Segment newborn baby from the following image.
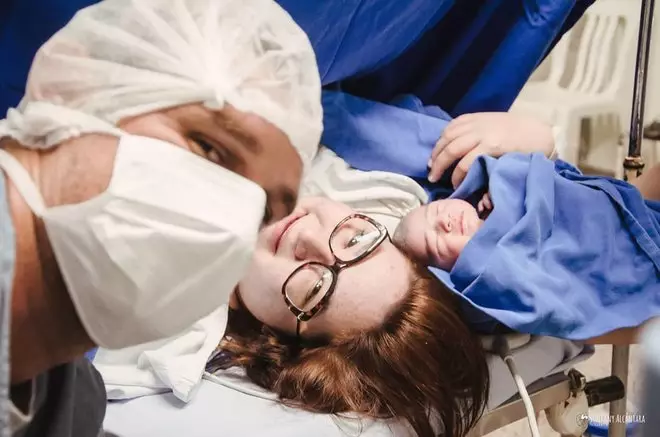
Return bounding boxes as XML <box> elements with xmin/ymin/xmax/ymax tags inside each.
<box><xmin>397</xmin><ymin>110</ymin><xmax>560</xmax><ymax>268</ymax></box>
<box><xmin>393</xmin><ymin>194</ymin><xmax>492</xmax><ymax>270</ymax></box>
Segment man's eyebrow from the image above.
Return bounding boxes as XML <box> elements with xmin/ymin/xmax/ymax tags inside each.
<box><xmin>213</xmin><ymin>112</ymin><xmax>262</xmax><ymax>154</ymax></box>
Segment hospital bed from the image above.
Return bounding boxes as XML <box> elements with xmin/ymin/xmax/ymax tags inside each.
<box><xmin>103</xmin><ymin>336</ymin><xmax>598</xmax><ymax>437</ymax></box>
<box><xmin>478</xmin><ymin>0</ymin><xmax>656</xmax><ymax>434</ymax></box>
<box><xmin>479</xmin><ymin>0</ymin><xmax>657</xmax><ymax>435</ymax></box>
<box><xmin>103</xmin><ymin>0</ymin><xmax>654</xmax><ymax>434</ymax></box>
<box><xmin>100</xmin><ymin>334</ymin><xmax>628</xmax><ymax>437</ymax></box>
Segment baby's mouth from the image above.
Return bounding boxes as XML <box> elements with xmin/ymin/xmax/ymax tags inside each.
<box><xmin>458</xmin><ymin>211</ymin><xmax>466</xmax><ymax>235</ymax></box>
<box><xmin>447</xmin><ymin>211</ymin><xmax>466</xmax><ymax>235</ymax></box>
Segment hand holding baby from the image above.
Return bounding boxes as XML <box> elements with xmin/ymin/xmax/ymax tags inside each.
<box><xmin>477</xmin><ymin>192</ymin><xmax>492</xmax><ymax>216</ymax></box>
<box><xmin>427</xmin><ymin>112</ymin><xmax>555</xmax><ymax>187</ymax></box>
<box><xmin>395</xmin><ymin>111</ymin><xmax>554</xmax><ymax>270</ymax></box>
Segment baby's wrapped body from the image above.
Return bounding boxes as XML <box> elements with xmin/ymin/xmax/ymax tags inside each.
<box><xmin>421</xmin><ymin>153</ymin><xmax>660</xmax><ymax>341</ymax></box>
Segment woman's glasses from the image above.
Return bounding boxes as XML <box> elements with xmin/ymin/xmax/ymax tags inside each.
<box><xmin>281</xmin><ymin>213</ymin><xmax>389</xmax><ymax>339</ymax></box>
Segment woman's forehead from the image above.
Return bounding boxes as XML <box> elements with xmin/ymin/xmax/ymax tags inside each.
<box><xmin>319</xmin><ymin>243</ymin><xmax>411</xmax><ymax>331</ymax></box>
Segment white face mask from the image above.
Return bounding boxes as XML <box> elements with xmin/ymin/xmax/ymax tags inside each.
<box><xmin>0</xmin><ymin>135</ymin><xmax>266</xmax><ymax>349</ymax></box>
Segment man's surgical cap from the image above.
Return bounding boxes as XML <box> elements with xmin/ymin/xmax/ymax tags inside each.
<box><xmin>0</xmin><ymin>0</ymin><xmax>322</xmax><ymax>167</ymax></box>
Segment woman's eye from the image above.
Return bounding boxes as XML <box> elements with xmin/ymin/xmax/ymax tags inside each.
<box><xmin>301</xmin><ymin>279</ymin><xmax>324</xmax><ymax>307</ymax></box>
<box><xmin>347</xmin><ymin>231</ymin><xmax>366</xmax><ymax>248</ymax></box>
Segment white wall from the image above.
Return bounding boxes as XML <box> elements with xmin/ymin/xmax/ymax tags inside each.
<box><xmin>519</xmin><ymin>1</ymin><xmax>659</xmax><ymax>172</ymax></box>
<box><xmin>531</xmin><ymin>1</ymin><xmax>658</xmax><ymax>124</ymax></box>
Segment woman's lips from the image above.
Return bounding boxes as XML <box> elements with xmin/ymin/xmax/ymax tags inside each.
<box><xmin>269</xmin><ymin>210</ymin><xmax>306</xmax><ymax>253</ymax></box>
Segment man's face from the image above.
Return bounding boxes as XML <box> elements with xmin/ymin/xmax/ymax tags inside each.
<box><xmin>119</xmin><ymin>103</ymin><xmax>303</xmax><ymax>224</ymax></box>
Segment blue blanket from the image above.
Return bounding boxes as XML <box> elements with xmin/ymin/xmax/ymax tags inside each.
<box><xmin>439</xmin><ymin>153</ymin><xmax>660</xmax><ymax>340</ymax></box>
<box><xmin>322</xmin><ymin>91</ymin><xmax>457</xmax><ymax>201</ymax></box>
<box><xmin>326</xmin><ymin>92</ymin><xmax>660</xmax><ymax>340</ymax></box>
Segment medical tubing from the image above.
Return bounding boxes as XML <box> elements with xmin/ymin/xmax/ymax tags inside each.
<box><xmin>493</xmin><ymin>336</ymin><xmax>541</xmax><ymax>437</ymax></box>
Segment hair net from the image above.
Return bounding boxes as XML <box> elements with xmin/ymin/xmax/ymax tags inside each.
<box><xmin>0</xmin><ymin>0</ymin><xmax>322</xmax><ymax>167</ymax></box>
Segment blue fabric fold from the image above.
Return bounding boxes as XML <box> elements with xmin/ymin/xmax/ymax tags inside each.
<box><xmin>0</xmin><ymin>0</ymin><xmax>592</xmax><ymax>117</ymax></box>
<box><xmin>321</xmin><ymin>91</ymin><xmax>458</xmax><ymax>200</ymax></box>
<box><xmin>276</xmin><ymin>0</ymin><xmax>453</xmax><ymax>84</ymax></box>
<box><xmin>445</xmin><ymin>153</ymin><xmax>660</xmax><ymax>340</ymax></box>
<box><xmin>339</xmin><ymin>0</ymin><xmax>596</xmax><ymax>115</ymax></box>
<box><xmin>322</xmin><ymin>91</ymin><xmax>450</xmax><ymax>179</ymax></box>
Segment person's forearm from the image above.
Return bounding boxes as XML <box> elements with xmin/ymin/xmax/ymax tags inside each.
<box><xmin>584</xmin><ymin>327</ymin><xmax>641</xmax><ymax>345</ymax></box>
<box><xmin>632</xmin><ymin>162</ymin><xmax>660</xmax><ymax>201</ymax></box>
<box><xmin>584</xmin><ymin>318</ymin><xmax>658</xmax><ymax>345</ymax></box>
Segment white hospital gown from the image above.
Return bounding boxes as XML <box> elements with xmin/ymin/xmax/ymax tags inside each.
<box><xmin>93</xmin><ymin>147</ymin><xmax>431</xmax><ymax>403</ymax></box>
<box><xmin>301</xmin><ymin>147</ymin><xmax>428</xmax><ymax>234</ymax></box>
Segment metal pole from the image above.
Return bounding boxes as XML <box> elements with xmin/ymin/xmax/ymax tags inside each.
<box><xmin>623</xmin><ymin>0</ymin><xmax>655</xmax><ymax>181</ymax></box>
<box><xmin>609</xmin><ymin>345</ymin><xmax>631</xmax><ymax>437</ymax></box>
<box><xmin>612</xmin><ymin>2</ymin><xmax>656</xmax><ymax>435</ymax></box>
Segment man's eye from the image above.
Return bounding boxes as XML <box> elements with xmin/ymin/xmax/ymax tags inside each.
<box><xmin>262</xmin><ymin>205</ymin><xmax>273</xmax><ymax>225</ymax></box>
<box><xmin>191</xmin><ymin>136</ymin><xmax>222</xmax><ymax>164</ymax></box>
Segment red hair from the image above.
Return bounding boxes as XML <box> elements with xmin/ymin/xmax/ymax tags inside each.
<box><xmin>219</xmin><ymin>262</ymin><xmax>489</xmax><ymax>437</ymax></box>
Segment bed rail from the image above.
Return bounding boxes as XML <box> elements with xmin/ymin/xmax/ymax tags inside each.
<box><xmin>468</xmin><ymin>369</ymin><xmax>625</xmax><ymax>436</ymax></box>
<box><xmin>611</xmin><ymin>0</ymin><xmax>655</xmax><ymax>435</ymax></box>
<box><xmin>470</xmin><ymin>0</ymin><xmax>656</xmax><ymax>434</ymax></box>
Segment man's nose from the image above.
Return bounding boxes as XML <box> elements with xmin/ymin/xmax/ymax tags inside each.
<box><xmin>294</xmin><ymin>230</ymin><xmax>334</xmax><ymax>264</ymax></box>
<box><xmin>262</xmin><ymin>188</ymin><xmax>298</xmax><ymax>226</ymax></box>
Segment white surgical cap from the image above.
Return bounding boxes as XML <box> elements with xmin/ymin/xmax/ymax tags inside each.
<box><xmin>0</xmin><ymin>0</ymin><xmax>323</xmax><ymax>167</ymax></box>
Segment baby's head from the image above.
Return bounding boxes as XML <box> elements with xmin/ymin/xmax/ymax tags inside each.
<box><xmin>393</xmin><ymin>199</ymin><xmax>483</xmax><ymax>270</ymax></box>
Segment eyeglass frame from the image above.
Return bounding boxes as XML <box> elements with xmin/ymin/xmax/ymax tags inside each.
<box><xmin>280</xmin><ymin>213</ymin><xmax>390</xmax><ymax>339</ymax></box>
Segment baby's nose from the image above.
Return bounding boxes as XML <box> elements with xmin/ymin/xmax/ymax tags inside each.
<box><xmin>435</xmin><ymin>213</ymin><xmax>454</xmax><ymax>233</ymax></box>
<box><xmin>294</xmin><ymin>230</ymin><xmax>334</xmax><ymax>264</ymax></box>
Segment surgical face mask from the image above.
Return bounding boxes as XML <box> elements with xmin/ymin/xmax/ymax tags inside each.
<box><xmin>0</xmin><ymin>135</ymin><xmax>266</xmax><ymax>349</ymax></box>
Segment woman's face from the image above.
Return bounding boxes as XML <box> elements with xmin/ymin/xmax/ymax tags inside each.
<box><xmin>118</xmin><ymin>104</ymin><xmax>302</xmax><ymax>224</ymax></box>
<box><xmin>236</xmin><ymin>197</ymin><xmax>413</xmax><ymax>338</ymax></box>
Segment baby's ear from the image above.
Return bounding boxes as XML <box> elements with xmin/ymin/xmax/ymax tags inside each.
<box><xmin>391</xmin><ymin>223</ymin><xmax>410</xmax><ymax>253</ymax></box>
<box><xmin>391</xmin><ymin>226</ymin><xmax>405</xmax><ymax>250</ymax></box>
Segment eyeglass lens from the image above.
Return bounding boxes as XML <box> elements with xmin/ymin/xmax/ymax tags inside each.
<box><xmin>330</xmin><ymin>217</ymin><xmax>383</xmax><ymax>262</ymax></box>
<box><xmin>284</xmin><ymin>217</ymin><xmax>382</xmax><ymax>312</ymax></box>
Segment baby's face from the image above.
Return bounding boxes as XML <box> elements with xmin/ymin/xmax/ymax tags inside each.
<box><xmin>393</xmin><ymin>199</ymin><xmax>483</xmax><ymax>270</ymax></box>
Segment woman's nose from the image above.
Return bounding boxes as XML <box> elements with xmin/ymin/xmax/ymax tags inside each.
<box><xmin>294</xmin><ymin>230</ymin><xmax>334</xmax><ymax>264</ymax></box>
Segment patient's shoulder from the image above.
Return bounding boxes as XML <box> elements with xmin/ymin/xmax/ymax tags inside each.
<box><xmin>306</xmin><ymin>147</ymin><xmax>428</xmax><ymax>210</ymax></box>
